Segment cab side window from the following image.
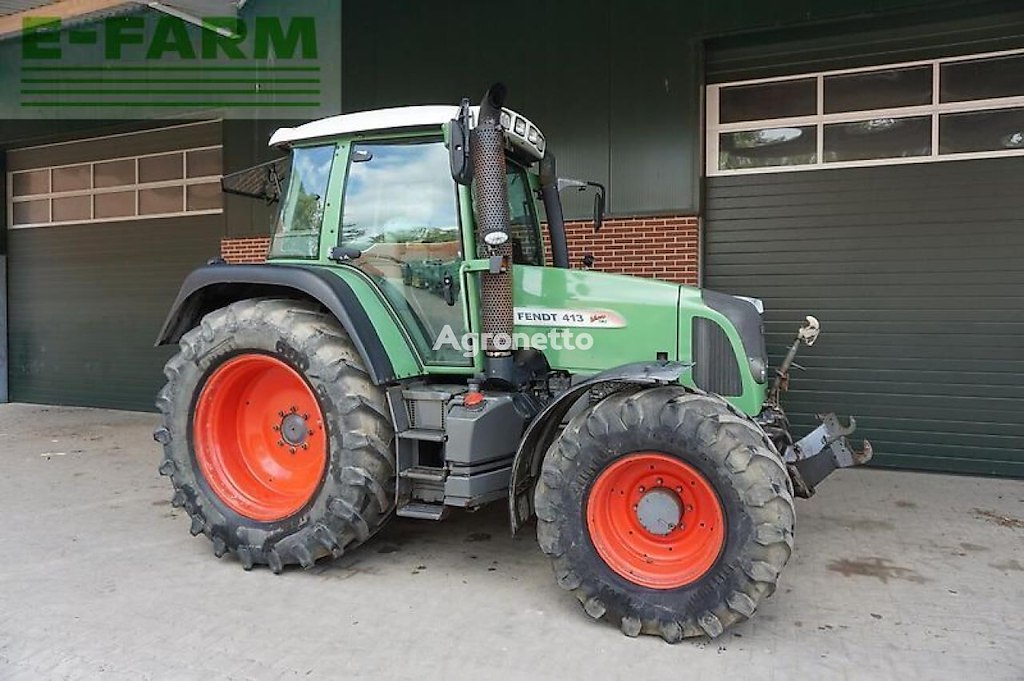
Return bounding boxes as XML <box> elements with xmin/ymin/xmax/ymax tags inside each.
<box><xmin>340</xmin><ymin>139</ymin><xmax>468</xmax><ymax>365</ymax></box>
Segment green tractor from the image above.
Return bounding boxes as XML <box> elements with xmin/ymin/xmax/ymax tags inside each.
<box><xmin>154</xmin><ymin>85</ymin><xmax>870</xmax><ymax>641</ymax></box>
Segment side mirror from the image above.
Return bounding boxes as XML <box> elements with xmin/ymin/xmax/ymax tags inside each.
<box><xmin>556</xmin><ymin>178</ymin><xmax>606</xmax><ymax>231</ymax></box>
<box><xmin>449</xmin><ymin>98</ymin><xmax>473</xmax><ymax>186</ymax></box>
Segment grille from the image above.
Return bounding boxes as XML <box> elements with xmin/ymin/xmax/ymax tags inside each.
<box><xmin>692</xmin><ymin>317</ymin><xmax>743</xmax><ymax>396</ymax></box>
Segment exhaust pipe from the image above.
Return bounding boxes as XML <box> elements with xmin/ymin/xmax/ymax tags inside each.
<box><xmin>471</xmin><ymin>83</ymin><xmax>516</xmax><ymax>385</ymax></box>
<box><xmin>539</xmin><ymin>152</ymin><xmax>569</xmax><ymax>269</ymax></box>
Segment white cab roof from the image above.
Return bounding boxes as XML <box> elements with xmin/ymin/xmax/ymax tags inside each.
<box><xmin>269</xmin><ymin>106</ymin><xmax>463</xmax><ymax>147</ymax></box>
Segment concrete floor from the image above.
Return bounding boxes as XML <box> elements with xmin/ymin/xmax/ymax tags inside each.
<box><xmin>1</xmin><ymin>404</ymin><xmax>1022</xmax><ymax>681</ymax></box>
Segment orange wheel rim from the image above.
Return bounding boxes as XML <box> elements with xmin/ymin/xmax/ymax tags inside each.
<box><xmin>193</xmin><ymin>354</ymin><xmax>327</xmax><ymax>522</ymax></box>
<box><xmin>586</xmin><ymin>452</ymin><xmax>725</xmax><ymax>589</ymax></box>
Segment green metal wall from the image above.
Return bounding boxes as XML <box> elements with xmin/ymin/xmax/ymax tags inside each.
<box><xmin>342</xmin><ymin>1</ymin><xmax>701</xmax><ymax>218</ymax></box>
<box><xmin>340</xmin><ymin>0</ymin><xmax>1020</xmax><ymax>217</ymax></box>
<box><xmin>705</xmin><ymin>159</ymin><xmax>1024</xmax><ymax>478</ymax></box>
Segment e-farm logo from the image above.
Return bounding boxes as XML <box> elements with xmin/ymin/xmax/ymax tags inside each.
<box><xmin>19</xmin><ymin>14</ymin><xmax>321</xmax><ymax>111</ymax></box>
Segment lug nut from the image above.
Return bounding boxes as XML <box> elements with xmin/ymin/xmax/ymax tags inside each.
<box><xmin>289</xmin><ymin>447</ymin><xmax>297</xmax><ymax>454</ymax></box>
<box><xmin>272</xmin><ymin>425</ymin><xmax>280</xmax><ymax>432</ymax></box>
<box><xmin>277</xmin><ymin>440</ymin><xmax>284</xmax><ymax>447</ymax></box>
<box><xmin>656</xmin><ymin>478</ymin><xmax>663</xmax><ymax>485</ymax></box>
<box><xmin>303</xmin><ymin>413</ymin><xmax>309</xmax><ymax>420</ymax></box>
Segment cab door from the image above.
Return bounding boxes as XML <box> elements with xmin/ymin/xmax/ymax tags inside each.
<box><xmin>336</xmin><ymin>136</ymin><xmax>472</xmax><ymax>366</ymax></box>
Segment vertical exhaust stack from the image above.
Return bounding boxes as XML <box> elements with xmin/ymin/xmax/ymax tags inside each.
<box><xmin>471</xmin><ymin>84</ymin><xmax>516</xmax><ymax>385</ymax></box>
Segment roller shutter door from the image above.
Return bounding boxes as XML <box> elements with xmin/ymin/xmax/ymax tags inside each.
<box><xmin>704</xmin><ymin>158</ymin><xmax>1024</xmax><ymax>477</ymax></box>
<box><xmin>6</xmin><ymin>122</ymin><xmax>223</xmax><ymax>411</ymax></box>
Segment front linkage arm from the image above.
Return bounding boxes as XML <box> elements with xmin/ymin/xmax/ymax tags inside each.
<box><xmin>760</xmin><ymin>316</ymin><xmax>873</xmax><ymax>498</ymax></box>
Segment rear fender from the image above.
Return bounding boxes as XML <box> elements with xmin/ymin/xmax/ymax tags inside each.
<box><xmin>508</xmin><ymin>361</ymin><xmax>691</xmax><ymax>534</ymax></box>
<box><xmin>156</xmin><ymin>263</ymin><xmax>405</xmax><ymax>385</ymax></box>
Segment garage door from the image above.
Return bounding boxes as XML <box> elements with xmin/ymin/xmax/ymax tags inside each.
<box><xmin>706</xmin><ymin>159</ymin><xmax>1024</xmax><ymax>477</ymax></box>
<box><xmin>704</xmin><ymin>51</ymin><xmax>1024</xmax><ymax>477</ymax></box>
<box><xmin>6</xmin><ymin>122</ymin><xmax>224</xmax><ymax>411</ymax></box>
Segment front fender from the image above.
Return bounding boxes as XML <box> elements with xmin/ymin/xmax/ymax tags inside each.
<box><xmin>508</xmin><ymin>361</ymin><xmax>691</xmax><ymax>534</ymax></box>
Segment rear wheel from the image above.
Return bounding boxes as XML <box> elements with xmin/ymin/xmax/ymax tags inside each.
<box><xmin>535</xmin><ymin>386</ymin><xmax>794</xmax><ymax>641</ymax></box>
<box><xmin>155</xmin><ymin>298</ymin><xmax>395</xmax><ymax>572</ymax></box>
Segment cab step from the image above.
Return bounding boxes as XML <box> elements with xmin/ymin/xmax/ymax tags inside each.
<box><xmin>396</xmin><ymin>502</ymin><xmax>449</xmax><ymax>521</ymax></box>
<box><xmin>396</xmin><ymin>428</ymin><xmax>446</xmax><ymax>442</ymax></box>
<box><xmin>399</xmin><ymin>465</ymin><xmax>447</xmax><ymax>483</ymax></box>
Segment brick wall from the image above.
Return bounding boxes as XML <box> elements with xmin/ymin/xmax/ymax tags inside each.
<box><xmin>220</xmin><ymin>215</ymin><xmax>699</xmax><ymax>285</ymax></box>
<box><xmin>221</xmin><ymin>236</ymin><xmax>271</xmax><ymax>263</ymax></box>
<box><xmin>547</xmin><ymin>215</ymin><xmax>698</xmax><ymax>285</ymax></box>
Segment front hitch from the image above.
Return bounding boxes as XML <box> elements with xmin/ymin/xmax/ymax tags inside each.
<box><xmin>761</xmin><ymin>316</ymin><xmax>872</xmax><ymax>497</ymax></box>
<box><xmin>783</xmin><ymin>414</ymin><xmax>873</xmax><ymax>497</ymax></box>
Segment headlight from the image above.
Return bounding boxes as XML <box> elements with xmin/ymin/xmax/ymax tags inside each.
<box><xmin>527</xmin><ymin>126</ymin><xmax>539</xmax><ymax>144</ymax></box>
<box><xmin>499</xmin><ymin>111</ymin><xmax>511</xmax><ymax>129</ymax></box>
<box><xmin>749</xmin><ymin>357</ymin><xmax>768</xmax><ymax>384</ymax></box>
<box><xmin>513</xmin><ymin>117</ymin><xmax>527</xmax><ymax>136</ymax></box>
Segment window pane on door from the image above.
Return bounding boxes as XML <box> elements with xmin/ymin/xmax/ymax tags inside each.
<box><xmin>52</xmin><ymin>164</ymin><xmax>92</xmax><ymax>192</ymax></box>
<box><xmin>12</xmin><ymin>170</ymin><xmax>49</xmax><ymax>197</ymax></box>
<box><xmin>186</xmin><ymin>148</ymin><xmax>222</xmax><ymax>177</ymax></box>
<box><xmin>719</xmin><ymin>79</ymin><xmax>816</xmax><ymax>124</ymax></box>
<box><xmin>139</xmin><ymin>186</ymin><xmax>183</xmax><ymax>214</ymax></box>
<box><xmin>139</xmin><ymin>152</ymin><xmax>183</xmax><ymax>183</ymax></box>
<box><xmin>941</xmin><ymin>54</ymin><xmax>1024</xmax><ymax>102</ymax></box>
<box><xmin>94</xmin><ymin>159</ymin><xmax>136</xmax><ymax>188</ymax></box>
<box><xmin>95</xmin><ymin>191</ymin><xmax>135</xmax><ymax>218</ymax></box>
<box><xmin>939</xmin><ymin>107</ymin><xmax>1024</xmax><ymax>154</ymax></box>
<box><xmin>52</xmin><ymin>195</ymin><xmax>92</xmax><ymax>222</ymax></box>
<box><xmin>824</xmin><ymin>116</ymin><xmax>931</xmax><ymax>162</ymax></box>
<box><xmin>12</xmin><ymin>199</ymin><xmax>49</xmax><ymax>225</ymax></box>
<box><xmin>341</xmin><ymin>139</ymin><xmax>466</xmax><ymax>365</ymax></box>
<box><xmin>719</xmin><ymin>126</ymin><xmax>817</xmax><ymax>170</ymax></box>
<box><xmin>824</xmin><ymin>66</ymin><xmax>932</xmax><ymax>113</ymax></box>
<box><xmin>186</xmin><ymin>182</ymin><xmax>222</xmax><ymax>211</ymax></box>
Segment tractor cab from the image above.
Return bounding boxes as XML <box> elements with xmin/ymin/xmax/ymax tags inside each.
<box><xmin>224</xmin><ymin>104</ymin><xmax>569</xmax><ymax>369</ymax></box>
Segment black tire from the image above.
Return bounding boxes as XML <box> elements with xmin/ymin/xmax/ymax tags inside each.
<box><xmin>534</xmin><ymin>385</ymin><xmax>794</xmax><ymax>641</ymax></box>
<box><xmin>154</xmin><ymin>298</ymin><xmax>395</xmax><ymax>572</ymax></box>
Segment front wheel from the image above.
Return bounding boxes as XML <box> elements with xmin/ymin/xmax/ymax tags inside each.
<box><xmin>535</xmin><ymin>386</ymin><xmax>794</xmax><ymax>641</ymax></box>
<box><xmin>155</xmin><ymin>298</ymin><xmax>395</xmax><ymax>572</ymax></box>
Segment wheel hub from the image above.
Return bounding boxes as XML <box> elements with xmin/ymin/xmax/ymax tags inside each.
<box><xmin>280</xmin><ymin>412</ymin><xmax>309</xmax><ymax>446</ymax></box>
<box><xmin>636</xmin><ymin>488</ymin><xmax>682</xmax><ymax>536</ymax></box>
<box><xmin>193</xmin><ymin>354</ymin><xmax>327</xmax><ymax>522</ymax></box>
<box><xmin>586</xmin><ymin>452</ymin><xmax>726</xmax><ymax>589</ymax></box>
